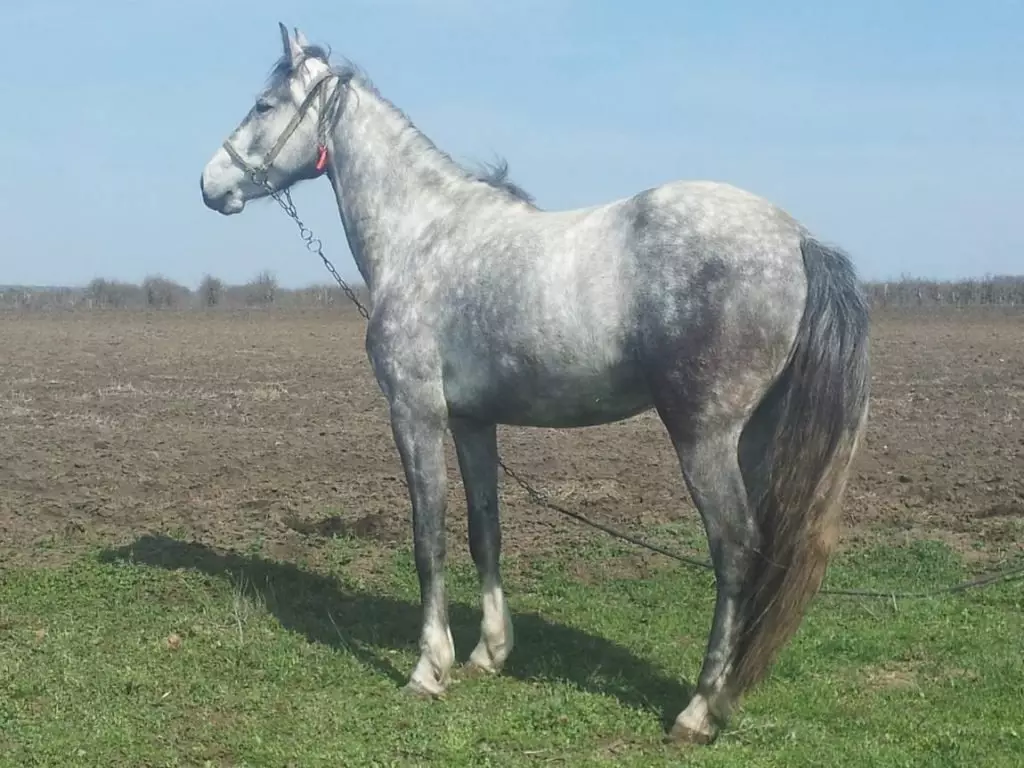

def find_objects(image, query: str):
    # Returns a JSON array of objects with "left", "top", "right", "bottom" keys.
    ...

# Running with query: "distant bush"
[
  {"left": 244, "top": 270, "right": 278, "bottom": 306},
  {"left": 293, "top": 283, "right": 343, "bottom": 307},
  {"left": 142, "top": 275, "right": 190, "bottom": 308},
  {"left": 86, "top": 278, "right": 143, "bottom": 309},
  {"left": 198, "top": 274, "right": 224, "bottom": 307}
]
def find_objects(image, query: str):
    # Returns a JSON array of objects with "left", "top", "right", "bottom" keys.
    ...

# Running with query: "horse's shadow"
[{"left": 99, "top": 535, "right": 691, "bottom": 728}]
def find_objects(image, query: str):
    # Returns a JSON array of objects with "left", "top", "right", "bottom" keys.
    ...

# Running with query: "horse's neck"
[{"left": 325, "top": 80, "right": 484, "bottom": 292}]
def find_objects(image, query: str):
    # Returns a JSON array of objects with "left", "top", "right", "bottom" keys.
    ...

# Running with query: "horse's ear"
[
  {"left": 278, "top": 22, "right": 303, "bottom": 66},
  {"left": 294, "top": 28, "right": 310, "bottom": 50}
]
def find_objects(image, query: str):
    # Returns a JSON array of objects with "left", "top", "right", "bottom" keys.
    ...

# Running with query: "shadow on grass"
[{"left": 99, "top": 535, "right": 691, "bottom": 728}]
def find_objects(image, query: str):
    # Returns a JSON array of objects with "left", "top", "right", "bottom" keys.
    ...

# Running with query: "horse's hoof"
[
  {"left": 402, "top": 680, "right": 446, "bottom": 700},
  {"left": 666, "top": 721, "right": 718, "bottom": 746},
  {"left": 459, "top": 661, "right": 498, "bottom": 680}
]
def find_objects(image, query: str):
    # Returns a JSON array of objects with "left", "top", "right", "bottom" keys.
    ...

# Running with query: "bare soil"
[{"left": 2, "top": 307, "right": 1022, "bottom": 570}]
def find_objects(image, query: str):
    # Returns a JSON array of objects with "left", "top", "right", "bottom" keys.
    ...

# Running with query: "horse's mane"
[{"left": 268, "top": 45, "right": 536, "bottom": 206}]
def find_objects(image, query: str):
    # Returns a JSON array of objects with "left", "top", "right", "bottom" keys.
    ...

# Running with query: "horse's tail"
[{"left": 731, "top": 234, "right": 871, "bottom": 694}]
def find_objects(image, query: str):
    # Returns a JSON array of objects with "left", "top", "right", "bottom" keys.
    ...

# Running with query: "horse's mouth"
[
  {"left": 200, "top": 175, "right": 246, "bottom": 215},
  {"left": 217, "top": 195, "right": 245, "bottom": 215}
]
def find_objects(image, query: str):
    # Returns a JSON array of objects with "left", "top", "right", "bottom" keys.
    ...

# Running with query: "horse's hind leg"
[
  {"left": 450, "top": 418, "right": 514, "bottom": 674},
  {"left": 665, "top": 425, "right": 759, "bottom": 744}
]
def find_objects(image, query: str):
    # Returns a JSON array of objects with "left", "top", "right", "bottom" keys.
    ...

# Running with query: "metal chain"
[
  {"left": 233, "top": 132, "right": 1024, "bottom": 602},
  {"left": 227, "top": 70, "right": 369, "bottom": 320},
  {"left": 267, "top": 186, "right": 369, "bottom": 319}
]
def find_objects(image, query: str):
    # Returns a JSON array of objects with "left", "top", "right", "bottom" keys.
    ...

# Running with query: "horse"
[{"left": 199, "top": 24, "right": 870, "bottom": 745}]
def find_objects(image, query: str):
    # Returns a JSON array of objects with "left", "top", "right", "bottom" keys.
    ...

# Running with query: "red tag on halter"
[{"left": 315, "top": 144, "right": 328, "bottom": 172}]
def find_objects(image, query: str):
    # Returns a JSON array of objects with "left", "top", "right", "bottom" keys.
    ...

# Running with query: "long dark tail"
[{"left": 731, "top": 235, "right": 871, "bottom": 694}]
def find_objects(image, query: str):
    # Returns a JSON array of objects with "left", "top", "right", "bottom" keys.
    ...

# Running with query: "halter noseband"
[{"left": 222, "top": 72, "right": 340, "bottom": 190}]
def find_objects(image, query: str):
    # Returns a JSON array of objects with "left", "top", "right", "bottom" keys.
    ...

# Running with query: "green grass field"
[{"left": 2, "top": 532, "right": 1022, "bottom": 767}]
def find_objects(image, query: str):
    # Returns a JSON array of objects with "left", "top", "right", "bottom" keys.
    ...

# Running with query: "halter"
[{"left": 221, "top": 71, "right": 342, "bottom": 190}]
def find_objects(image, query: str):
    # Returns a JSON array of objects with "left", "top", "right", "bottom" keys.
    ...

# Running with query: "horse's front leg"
[{"left": 387, "top": 390, "right": 454, "bottom": 697}]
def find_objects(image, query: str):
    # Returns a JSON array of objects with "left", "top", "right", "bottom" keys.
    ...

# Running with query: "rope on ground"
[
  {"left": 498, "top": 459, "right": 715, "bottom": 572},
  {"left": 498, "top": 459, "right": 1024, "bottom": 601},
  {"left": 819, "top": 565, "right": 1024, "bottom": 599}
]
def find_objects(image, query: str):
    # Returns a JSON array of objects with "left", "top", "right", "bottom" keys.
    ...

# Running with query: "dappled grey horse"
[{"left": 200, "top": 24, "right": 870, "bottom": 744}]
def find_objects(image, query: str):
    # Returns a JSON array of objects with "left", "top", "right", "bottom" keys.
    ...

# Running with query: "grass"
[{"left": 1, "top": 534, "right": 1022, "bottom": 767}]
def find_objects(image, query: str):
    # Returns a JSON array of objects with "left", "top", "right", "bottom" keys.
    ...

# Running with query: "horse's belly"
[{"left": 444, "top": 355, "right": 652, "bottom": 428}]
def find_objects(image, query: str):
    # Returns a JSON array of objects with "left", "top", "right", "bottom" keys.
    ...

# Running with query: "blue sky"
[{"left": 1, "top": 0, "right": 1021, "bottom": 287}]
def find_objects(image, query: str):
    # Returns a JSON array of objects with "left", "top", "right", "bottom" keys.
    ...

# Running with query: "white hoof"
[
  {"left": 405, "top": 622, "right": 455, "bottom": 698},
  {"left": 466, "top": 589, "right": 513, "bottom": 675},
  {"left": 668, "top": 695, "right": 720, "bottom": 745},
  {"left": 465, "top": 642, "right": 505, "bottom": 675}
]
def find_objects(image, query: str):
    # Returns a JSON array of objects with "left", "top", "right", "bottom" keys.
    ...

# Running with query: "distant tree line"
[
  {"left": 0, "top": 271, "right": 368, "bottom": 312},
  {"left": 0, "top": 273, "right": 1022, "bottom": 312},
  {"left": 863, "top": 274, "right": 1024, "bottom": 309}
]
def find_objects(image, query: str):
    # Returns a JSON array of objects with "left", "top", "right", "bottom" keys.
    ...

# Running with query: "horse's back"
[{"left": 532, "top": 178, "right": 810, "bottom": 357}]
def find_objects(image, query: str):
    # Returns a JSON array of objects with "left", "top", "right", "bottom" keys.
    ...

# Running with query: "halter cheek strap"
[{"left": 222, "top": 72, "right": 337, "bottom": 188}]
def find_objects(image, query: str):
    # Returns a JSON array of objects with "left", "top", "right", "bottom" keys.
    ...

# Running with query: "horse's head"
[{"left": 200, "top": 23, "right": 338, "bottom": 215}]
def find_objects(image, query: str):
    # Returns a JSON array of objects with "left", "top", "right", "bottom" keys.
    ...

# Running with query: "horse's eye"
[{"left": 254, "top": 100, "right": 273, "bottom": 114}]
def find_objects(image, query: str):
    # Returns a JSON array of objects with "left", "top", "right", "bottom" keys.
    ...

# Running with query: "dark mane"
[
  {"left": 469, "top": 159, "right": 535, "bottom": 205},
  {"left": 271, "top": 45, "right": 536, "bottom": 207}
]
